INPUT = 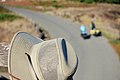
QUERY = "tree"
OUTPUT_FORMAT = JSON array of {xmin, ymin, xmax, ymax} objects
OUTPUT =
[
  {"xmin": 113, "ymin": 0, "xmax": 120, "ymax": 4},
  {"xmin": 105, "ymin": 0, "xmax": 113, "ymax": 3},
  {"xmin": 79, "ymin": 0, "xmax": 84, "ymax": 2},
  {"xmin": 96, "ymin": 0, "xmax": 105, "ymax": 2}
]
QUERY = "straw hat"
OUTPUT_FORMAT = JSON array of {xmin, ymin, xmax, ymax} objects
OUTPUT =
[{"xmin": 8, "ymin": 32, "xmax": 78, "ymax": 80}]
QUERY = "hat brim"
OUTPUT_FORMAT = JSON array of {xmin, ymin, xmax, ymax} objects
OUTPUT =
[{"xmin": 8, "ymin": 32, "xmax": 43, "ymax": 80}]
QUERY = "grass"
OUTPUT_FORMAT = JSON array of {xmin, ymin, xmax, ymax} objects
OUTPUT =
[
  {"xmin": 35, "ymin": 1, "xmax": 64, "ymax": 8},
  {"xmin": 12, "ymin": 5, "xmax": 31, "ymax": 9},
  {"xmin": 110, "ymin": 40, "xmax": 120, "ymax": 44},
  {"xmin": 0, "ymin": 13, "xmax": 22, "ymax": 22},
  {"xmin": 34, "ymin": 1, "xmax": 96, "ymax": 8},
  {"xmin": 101, "ymin": 30, "xmax": 120, "ymax": 59},
  {"xmin": 110, "ymin": 40, "xmax": 120, "ymax": 59},
  {"xmin": 0, "ymin": 6, "xmax": 10, "ymax": 13},
  {"xmin": 0, "ymin": 6, "xmax": 22, "ymax": 22},
  {"xmin": 101, "ymin": 30, "xmax": 116, "ymax": 40}
]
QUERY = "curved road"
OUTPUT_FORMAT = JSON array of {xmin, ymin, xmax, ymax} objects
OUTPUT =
[{"xmin": 7, "ymin": 7, "xmax": 120, "ymax": 80}]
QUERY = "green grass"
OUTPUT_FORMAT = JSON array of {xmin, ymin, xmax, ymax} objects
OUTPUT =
[
  {"xmin": 0, "ymin": 6, "xmax": 22, "ymax": 22},
  {"xmin": 0, "ymin": 13, "xmax": 22, "ymax": 22},
  {"xmin": 110, "ymin": 40, "xmax": 120, "ymax": 44}
]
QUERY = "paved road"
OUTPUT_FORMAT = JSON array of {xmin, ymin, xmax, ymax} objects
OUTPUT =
[{"xmin": 7, "ymin": 7, "xmax": 120, "ymax": 80}]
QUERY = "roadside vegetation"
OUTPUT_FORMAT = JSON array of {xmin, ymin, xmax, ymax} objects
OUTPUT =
[
  {"xmin": 0, "ymin": 6, "xmax": 50, "ymax": 43},
  {"xmin": 0, "ymin": 6, "xmax": 39, "ymax": 43},
  {"xmin": 0, "ymin": 7, "xmax": 36, "ymax": 71},
  {"xmin": 33, "ymin": 0, "xmax": 119, "ymax": 8},
  {"xmin": 0, "ymin": 6, "xmax": 10, "ymax": 13},
  {"xmin": 0, "ymin": 13, "xmax": 22, "ymax": 22},
  {"xmin": 0, "ymin": 6, "xmax": 22, "ymax": 22},
  {"xmin": 70, "ymin": 0, "xmax": 120, "ymax": 4},
  {"xmin": 110, "ymin": 40, "xmax": 120, "ymax": 59}
]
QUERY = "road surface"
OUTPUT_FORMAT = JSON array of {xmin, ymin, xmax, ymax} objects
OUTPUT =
[{"xmin": 6, "ymin": 7, "xmax": 120, "ymax": 80}]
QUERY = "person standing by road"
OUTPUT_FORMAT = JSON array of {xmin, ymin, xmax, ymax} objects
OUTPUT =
[
  {"xmin": 90, "ymin": 14, "xmax": 96, "ymax": 30},
  {"xmin": 91, "ymin": 21, "xmax": 95, "ymax": 30}
]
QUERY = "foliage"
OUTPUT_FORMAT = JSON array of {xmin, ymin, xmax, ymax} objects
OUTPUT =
[
  {"xmin": 0, "ymin": 13, "xmax": 22, "ymax": 22},
  {"xmin": 51, "ymin": 0, "xmax": 57, "ymax": 3},
  {"xmin": 0, "ymin": 6, "xmax": 22, "ymax": 22},
  {"xmin": 110, "ymin": 40, "xmax": 120, "ymax": 44},
  {"xmin": 51, "ymin": 0, "xmax": 63, "ymax": 8},
  {"xmin": 69, "ymin": 0, "xmax": 120, "ymax": 4}
]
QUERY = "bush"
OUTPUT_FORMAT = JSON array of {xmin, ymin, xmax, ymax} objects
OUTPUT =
[{"xmin": 51, "ymin": 0, "xmax": 63, "ymax": 8}]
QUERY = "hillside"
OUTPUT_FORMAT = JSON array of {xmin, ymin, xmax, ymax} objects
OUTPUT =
[{"xmin": 1, "ymin": 0, "xmax": 120, "ymax": 57}]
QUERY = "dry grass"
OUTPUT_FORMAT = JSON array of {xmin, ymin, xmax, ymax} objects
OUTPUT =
[
  {"xmin": 110, "ymin": 41, "xmax": 120, "ymax": 59},
  {"xmin": 0, "ymin": 18, "xmax": 38, "ymax": 43},
  {"xmin": 2, "ymin": 1, "xmax": 33, "ymax": 6},
  {"xmin": 34, "ymin": 1, "xmax": 106, "ymax": 8},
  {"xmin": 0, "ymin": 6, "xmax": 38, "ymax": 43}
]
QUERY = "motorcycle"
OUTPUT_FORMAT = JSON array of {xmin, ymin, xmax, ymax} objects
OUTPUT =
[
  {"xmin": 90, "ymin": 28, "xmax": 101, "ymax": 37},
  {"xmin": 81, "ymin": 31, "xmax": 91, "ymax": 39}
]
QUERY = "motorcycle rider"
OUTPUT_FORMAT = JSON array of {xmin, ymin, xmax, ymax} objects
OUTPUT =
[{"xmin": 80, "ymin": 25, "xmax": 86, "ymax": 34}]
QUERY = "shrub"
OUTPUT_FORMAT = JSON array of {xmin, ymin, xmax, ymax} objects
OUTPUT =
[{"xmin": 51, "ymin": 0, "xmax": 62, "ymax": 8}]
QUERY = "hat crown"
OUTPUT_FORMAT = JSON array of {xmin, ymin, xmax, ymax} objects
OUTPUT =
[{"xmin": 31, "ymin": 39, "xmax": 59, "ymax": 80}]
